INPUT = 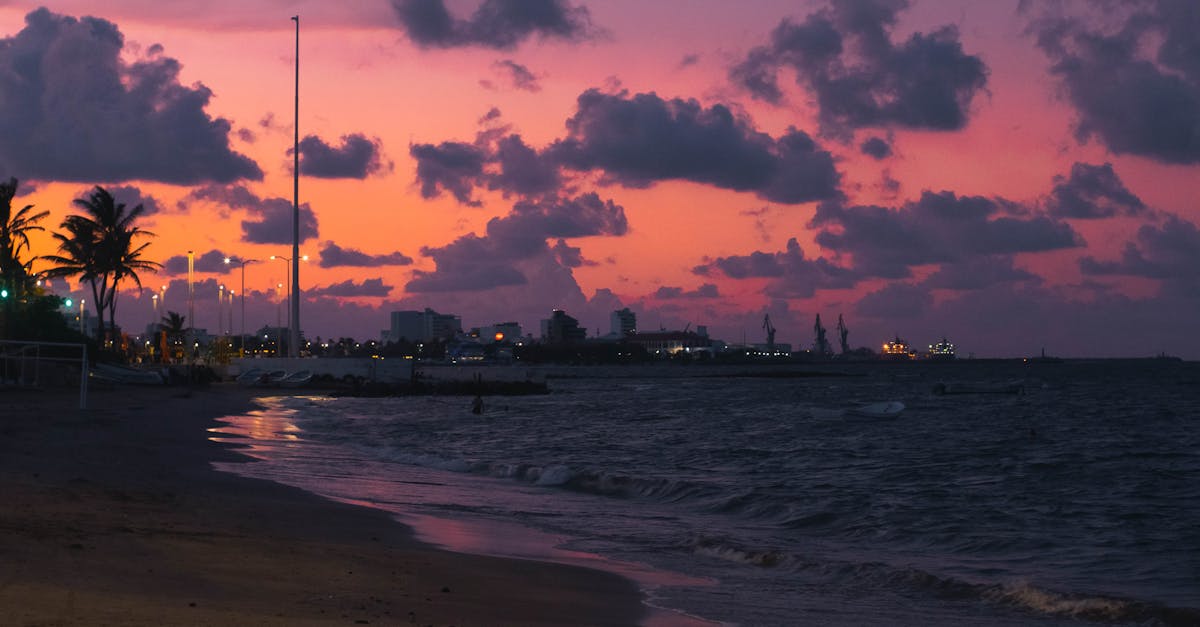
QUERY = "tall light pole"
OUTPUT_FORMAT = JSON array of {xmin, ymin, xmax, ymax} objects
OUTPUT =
[
  {"xmin": 225, "ymin": 257, "xmax": 258, "ymax": 358},
  {"xmin": 270, "ymin": 254, "xmax": 307, "ymax": 331},
  {"xmin": 218, "ymin": 284, "xmax": 225, "ymax": 335},
  {"xmin": 290, "ymin": 14, "xmax": 301, "ymax": 358}
]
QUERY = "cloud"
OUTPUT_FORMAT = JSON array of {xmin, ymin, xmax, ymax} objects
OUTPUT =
[
  {"xmin": 295, "ymin": 134, "xmax": 390, "ymax": 179},
  {"xmin": 407, "ymin": 192, "xmax": 626, "ymax": 292},
  {"xmin": 1028, "ymin": 1, "xmax": 1200, "ymax": 163},
  {"xmin": 922, "ymin": 255, "xmax": 1040, "ymax": 290},
  {"xmin": 491, "ymin": 59, "xmax": 541, "ymax": 92},
  {"xmin": 1080, "ymin": 214, "xmax": 1200, "ymax": 284},
  {"xmin": 860, "ymin": 136, "xmax": 892, "ymax": 160},
  {"xmin": 181, "ymin": 184, "xmax": 319, "ymax": 245},
  {"xmin": 679, "ymin": 53, "xmax": 701, "ymax": 68},
  {"xmin": 161, "ymin": 249, "xmax": 233, "ymax": 275},
  {"xmin": 391, "ymin": 0, "xmax": 596, "ymax": 50},
  {"xmin": 410, "ymin": 132, "xmax": 562, "ymax": 203},
  {"xmin": 551, "ymin": 89, "xmax": 840, "ymax": 203},
  {"xmin": 102, "ymin": 185, "xmax": 164, "ymax": 216},
  {"xmin": 654, "ymin": 283, "xmax": 720, "ymax": 299},
  {"xmin": 308, "ymin": 278, "xmax": 392, "ymax": 298},
  {"xmin": 551, "ymin": 238, "xmax": 595, "ymax": 268},
  {"xmin": 0, "ymin": 8, "xmax": 261, "ymax": 184},
  {"xmin": 694, "ymin": 237, "xmax": 860, "ymax": 298},
  {"xmin": 855, "ymin": 282, "xmax": 931, "ymax": 320},
  {"xmin": 410, "ymin": 141, "xmax": 488, "ymax": 205},
  {"xmin": 812, "ymin": 191, "xmax": 1082, "ymax": 278},
  {"xmin": 1045, "ymin": 162, "xmax": 1146, "ymax": 219},
  {"xmin": 317, "ymin": 241, "xmax": 413, "ymax": 268},
  {"xmin": 240, "ymin": 199, "xmax": 319, "ymax": 245},
  {"xmin": 731, "ymin": 0, "xmax": 988, "ymax": 135}
]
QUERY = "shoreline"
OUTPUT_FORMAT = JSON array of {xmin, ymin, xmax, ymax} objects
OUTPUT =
[{"xmin": 0, "ymin": 383, "xmax": 645, "ymax": 626}]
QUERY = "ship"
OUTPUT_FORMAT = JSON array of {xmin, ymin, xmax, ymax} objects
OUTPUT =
[
  {"xmin": 927, "ymin": 337, "xmax": 956, "ymax": 361},
  {"xmin": 881, "ymin": 336, "xmax": 914, "ymax": 360}
]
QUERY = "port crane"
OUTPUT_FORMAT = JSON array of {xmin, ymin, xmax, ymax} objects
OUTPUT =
[
  {"xmin": 837, "ymin": 314, "xmax": 850, "ymax": 355},
  {"xmin": 762, "ymin": 314, "xmax": 776, "ymax": 353},
  {"xmin": 813, "ymin": 314, "xmax": 831, "ymax": 356}
]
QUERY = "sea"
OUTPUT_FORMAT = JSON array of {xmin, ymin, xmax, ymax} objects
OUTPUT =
[{"xmin": 212, "ymin": 359, "xmax": 1200, "ymax": 626}]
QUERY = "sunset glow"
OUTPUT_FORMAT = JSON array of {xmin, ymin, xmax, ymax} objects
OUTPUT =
[{"xmin": 4, "ymin": 0, "xmax": 1198, "ymax": 357}]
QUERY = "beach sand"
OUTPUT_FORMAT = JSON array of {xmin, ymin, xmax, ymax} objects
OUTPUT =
[{"xmin": 0, "ymin": 383, "xmax": 644, "ymax": 626}]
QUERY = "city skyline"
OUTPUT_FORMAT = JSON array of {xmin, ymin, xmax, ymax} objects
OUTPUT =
[{"xmin": 3, "ymin": 1, "xmax": 1199, "ymax": 358}]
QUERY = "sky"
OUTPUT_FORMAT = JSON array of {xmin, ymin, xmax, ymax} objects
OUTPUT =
[{"xmin": 3, "ymin": 0, "xmax": 1199, "ymax": 358}]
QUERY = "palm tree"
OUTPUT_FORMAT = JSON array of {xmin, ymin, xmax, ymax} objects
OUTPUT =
[
  {"xmin": 0, "ymin": 178, "xmax": 50, "ymax": 298},
  {"xmin": 158, "ymin": 311, "xmax": 186, "ymax": 362},
  {"xmin": 44, "ymin": 186, "xmax": 161, "ymax": 348}
]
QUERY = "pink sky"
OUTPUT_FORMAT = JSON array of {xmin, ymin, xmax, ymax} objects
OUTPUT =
[{"xmin": 3, "ymin": 0, "xmax": 1199, "ymax": 357}]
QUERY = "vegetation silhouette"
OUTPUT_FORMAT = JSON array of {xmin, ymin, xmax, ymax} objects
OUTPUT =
[{"xmin": 43, "ymin": 186, "xmax": 161, "ymax": 352}]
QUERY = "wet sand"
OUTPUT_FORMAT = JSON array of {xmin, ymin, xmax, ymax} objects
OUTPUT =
[{"xmin": 0, "ymin": 383, "xmax": 644, "ymax": 626}]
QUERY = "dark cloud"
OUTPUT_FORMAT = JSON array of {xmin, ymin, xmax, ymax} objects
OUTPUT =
[
  {"xmin": 1045, "ymin": 162, "xmax": 1146, "ymax": 219},
  {"xmin": 731, "ymin": 0, "xmax": 988, "ymax": 135},
  {"xmin": 812, "ymin": 191, "xmax": 1082, "ymax": 278},
  {"xmin": 694, "ymin": 237, "xmax": 859, "ymax": 298},
  {"xmin": 308, "ymin": 278, "xmax": 392, "ymax": 298},
  {"xmin": 318, "ymin": 241, "xmax": 413, "ymax": 268},
  {"xmin": 407, "ymin": 192, "xmax": 626, "ymax": 292},
  {"xmin": 551, "ymin": 238, "xmax": 595, "ymax": 268},
  {"xmin": 679, "ymin": 53, "xmax": 701, "ymax": 68},
  {"xmin": 410, "ymin": 141, "xmax": 488, "ymax": 205},
  {"xmin": 0, "ymin": 8, "xmax": 261, "ymax": 184},
  {"xmin": 860, "ymin": 136, "xmax": 892, "ymax": 159},
  {"xmin": 180, "ymin": 184, "xmax": 319, "ymax": 245},
  {"xmin": 922, "ymin": 255, "xmax": 1040, "ymax": 290},
  {"xmin": 103, "ymin": 185, "xmax": 164, "ymax": 216},
  {"xmin": 391, "ymin": 0, "xmax": 596, "ymax": 50},
  {"xmin": 551, "ymin": 89, "xmax": 840, "ymax": 203},
  {"xmin": 491, "ymin": 59, "xmax": 541, "ymax": 92},
  {"xmin": 410, "ymin": 133, "xmax": 561, "ymax": 203},
  {"xmin": 856, "ymin": 282, "xmax": 932, "ymax": 320},
  {"xmin": 1080, "ymin": 214, "xmax": 1200, "ymax": 285},
  {"xmin": 295, "ymin": 134, "xmax": 390, "ymax": 179},
  {"xmin": 490, "ymin": 134, "xmax": 561, "ymax": 196},
  {"xmin": 161, "ymin": 249, "xmax": 232, "ymax": 275},
  {"xmin": 655, "ymin": 283, "xmax": 720, "ymax": 299},
  {"xmin": 1029, "ymin": 1, "xmax": 1200, "ymax": 163},
  {"xmin": 240, "ymin": 198, "xmax": 319, "ymax": 245}
]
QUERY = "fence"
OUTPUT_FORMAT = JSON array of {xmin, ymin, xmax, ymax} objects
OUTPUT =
[{"xmin": 0, "ymin": 340, "xmax": 88, "ymax": 409}]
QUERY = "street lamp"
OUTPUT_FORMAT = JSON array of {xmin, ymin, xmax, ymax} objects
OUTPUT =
[
  {"xmin": 269, "ymin": 254, "xmax": 307, "ymax": 337},
  {"xmin": 224, "ymin": 257, "xmax": 259, "ymax": 357}
]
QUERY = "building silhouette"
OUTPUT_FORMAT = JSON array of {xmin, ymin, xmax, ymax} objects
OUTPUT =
[
  {"xmin": 540, "ymin": 309, "xmax": 587, "ymax": 345},
  {"xmin": 610, "ymin": 308, "xmax": 636, "ymax": 338},
  {"xmin": 388, "ymin": 308, "xmax": 462, "ymax": 343}
]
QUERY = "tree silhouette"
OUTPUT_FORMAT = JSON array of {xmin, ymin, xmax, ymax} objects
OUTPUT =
[
  {"xmin": 0, "ymin": 178, "xmax": 50, "ymax": 298},
  {"xmin": 44, "ymin": 186, "xmax": 161, "ymax": 348}
]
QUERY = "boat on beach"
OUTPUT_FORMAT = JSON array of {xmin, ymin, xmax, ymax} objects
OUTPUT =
[
  {"xmin": 91, "ymin": 362, "xmax": 165, "ymax": 385},
  {"xmin": 278, "ymin": 370, "xmax": 313, "ymax": 388}
]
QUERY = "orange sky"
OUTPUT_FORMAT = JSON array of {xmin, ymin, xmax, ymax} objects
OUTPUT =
[{"xmin": 4, "ymin": 1, "xmax": 1199, "ymax": 357}]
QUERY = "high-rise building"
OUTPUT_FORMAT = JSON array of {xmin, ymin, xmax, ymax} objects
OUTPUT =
[
  {"xmin": 610, "ymin": 308, "xmax": 636, "ymax": 337},
  {"xmin": 540, "ymin": 309, "xmax": 587, "ymax": 344},
  {"xmin": 388, "ymin": 308, "xmax": 462, "ymax": 342}
]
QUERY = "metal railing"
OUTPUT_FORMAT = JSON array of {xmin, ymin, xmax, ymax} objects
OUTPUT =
[{"xmin": 0, "ymin": 340, "xmax": 88, "ymax": 409}]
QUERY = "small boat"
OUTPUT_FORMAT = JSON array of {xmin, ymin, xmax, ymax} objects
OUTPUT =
[
  {"xmin": 278, "ymin": 370, "xmax": 313, "ymax": 388},
  {"xmin": 265, "ymin": 370, "xmax": 288, "ymax": 386},
  {"xmin": 91, "ymin": 363, "xmax": 165, "ymax": 385},
  {"xmin": 235, "ymin": 368, "xmax": 266, "ymax": 386},
  {"xmin": 848, "ymin": 401, "xmax": 905, "ymax": 418}
]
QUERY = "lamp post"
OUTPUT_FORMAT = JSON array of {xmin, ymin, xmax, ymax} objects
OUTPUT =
[
  {"xmin": 269, "ymin": 254, "xmax": 307, "ymax": 333},
  {"xmin": 218, "ymin": 284, "xmax": 225, "ymax": 335},
  {"xmin": 224, "ymin": 257, "xmax": 259, "ymax": 357},
  {"xmin": 290, "ymin": 14, "xmax": 301, "ymax": 359}
]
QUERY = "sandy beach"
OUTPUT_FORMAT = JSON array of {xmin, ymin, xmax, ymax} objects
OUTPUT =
[{"xmin": 0, "ymin": 383, "xmax": 644, "ymax": 626}]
